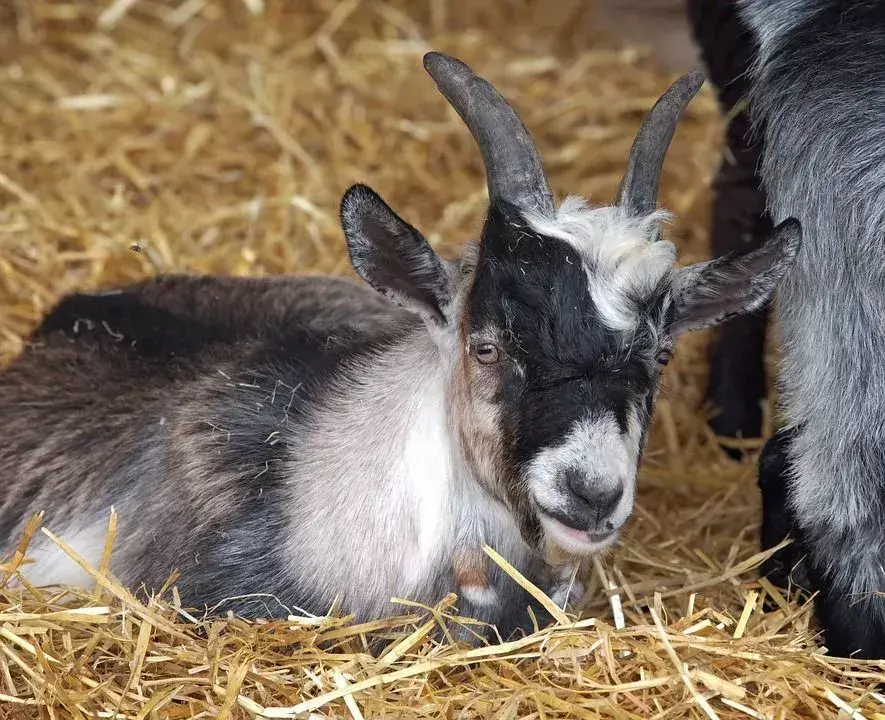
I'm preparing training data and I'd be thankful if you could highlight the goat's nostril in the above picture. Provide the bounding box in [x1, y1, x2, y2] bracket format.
[594, 486, 624, 519]
[563, 469, 590, 502]
[563, 469, 624, 519]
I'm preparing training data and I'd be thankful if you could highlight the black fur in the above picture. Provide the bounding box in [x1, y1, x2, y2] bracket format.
[758, 427, 809, 593]
[684, 0, 772, 456]
[807, 534, 885, 660]
[470, 204, 666, 522]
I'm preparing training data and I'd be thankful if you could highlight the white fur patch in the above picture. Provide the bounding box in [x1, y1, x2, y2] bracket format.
[396, 377, 454, 586]
[524, 196, 676, 331]
[17, 523, 107, 589]
[460, 584, 499, 608]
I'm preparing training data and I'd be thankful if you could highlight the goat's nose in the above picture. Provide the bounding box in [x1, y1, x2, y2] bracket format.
[564, 469, 624, 523]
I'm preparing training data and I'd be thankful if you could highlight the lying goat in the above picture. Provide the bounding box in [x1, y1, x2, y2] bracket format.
[736, 0, 885, 658]
[0, 52, 800, 640]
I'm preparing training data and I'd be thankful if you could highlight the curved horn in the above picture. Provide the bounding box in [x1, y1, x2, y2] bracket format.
[423, 52, 554, 215]
[616, 71, 705, 217]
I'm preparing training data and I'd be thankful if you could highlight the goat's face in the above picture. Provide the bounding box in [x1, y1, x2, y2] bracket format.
[458, 201, 674, 553]
[341, 52, 803, 555]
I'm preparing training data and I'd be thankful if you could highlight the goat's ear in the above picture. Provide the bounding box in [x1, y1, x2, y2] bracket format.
[669, 218, 802, 335]
[341, 184, 454, 325]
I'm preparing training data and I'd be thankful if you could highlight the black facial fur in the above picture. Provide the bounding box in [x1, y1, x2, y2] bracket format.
[469, 203, 669, 470]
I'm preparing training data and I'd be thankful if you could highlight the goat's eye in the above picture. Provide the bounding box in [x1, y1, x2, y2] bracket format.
[656, 349, 673, 367]
[474, 343, 501, 365]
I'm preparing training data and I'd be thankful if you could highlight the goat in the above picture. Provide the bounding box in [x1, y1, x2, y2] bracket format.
[0, 52, 801, 642]
[734, 0, 885, 658]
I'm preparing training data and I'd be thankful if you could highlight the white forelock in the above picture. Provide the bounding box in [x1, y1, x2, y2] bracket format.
[524, 196, 676, 331]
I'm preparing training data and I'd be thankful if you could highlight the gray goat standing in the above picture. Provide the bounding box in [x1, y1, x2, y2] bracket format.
[735, 0, 885, 658]
[0, 52, 800, 642]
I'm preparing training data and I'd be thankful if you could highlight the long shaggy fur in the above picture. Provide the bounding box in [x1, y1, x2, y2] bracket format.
[739, 0, 885, 658]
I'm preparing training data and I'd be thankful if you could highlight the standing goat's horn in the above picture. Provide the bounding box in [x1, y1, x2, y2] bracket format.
[616, 71, 706, 218]
[423, 52, 555, 215]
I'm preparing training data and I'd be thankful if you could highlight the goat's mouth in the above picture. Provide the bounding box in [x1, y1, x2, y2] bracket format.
[536, 510, 618, 555]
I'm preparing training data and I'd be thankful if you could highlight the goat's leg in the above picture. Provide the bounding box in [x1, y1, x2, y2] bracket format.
[763, 427, 885, 658]
[451, 547, 549, 644]
[452, 548, 584, 643]
[684, 0, 771, 456]
[801, 527, 885, 659]
[757, 427, 809, 593]
[546, 561, 585, 612]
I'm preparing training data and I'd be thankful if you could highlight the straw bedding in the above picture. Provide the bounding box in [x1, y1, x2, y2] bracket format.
[1, 1, 884, 718]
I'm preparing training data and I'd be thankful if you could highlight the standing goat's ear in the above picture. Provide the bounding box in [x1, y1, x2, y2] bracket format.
[341, 184, 455, 325]
[669, 218, 802, 335]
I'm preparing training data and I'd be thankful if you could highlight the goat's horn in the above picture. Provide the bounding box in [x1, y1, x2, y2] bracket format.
[423, 52, 554, 215]
[616, 71, 705, 217]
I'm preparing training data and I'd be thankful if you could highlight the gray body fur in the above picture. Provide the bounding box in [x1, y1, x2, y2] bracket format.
[739, 0, 885, 656]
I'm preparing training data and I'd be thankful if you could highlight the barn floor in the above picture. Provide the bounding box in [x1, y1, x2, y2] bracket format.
[1, 1, 884, 718]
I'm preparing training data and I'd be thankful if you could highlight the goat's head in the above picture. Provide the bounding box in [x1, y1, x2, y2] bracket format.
[340, 52, 801, 555]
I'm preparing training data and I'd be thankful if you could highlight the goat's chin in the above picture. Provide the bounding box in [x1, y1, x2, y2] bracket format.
[538, 513, 618, 556]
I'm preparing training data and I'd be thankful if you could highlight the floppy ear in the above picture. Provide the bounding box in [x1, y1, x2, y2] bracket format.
[669, 218, 802, 335]
[340, 184, 455, 325]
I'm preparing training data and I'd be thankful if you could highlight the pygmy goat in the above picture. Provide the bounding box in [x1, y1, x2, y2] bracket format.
[0, 52, 801, 641]
[736, 0, 885, 659]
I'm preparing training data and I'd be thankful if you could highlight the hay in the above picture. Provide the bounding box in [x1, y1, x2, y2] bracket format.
[1, 1, 883, 718]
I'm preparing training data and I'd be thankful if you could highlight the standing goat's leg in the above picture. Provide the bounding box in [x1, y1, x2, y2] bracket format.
[757, 427, 809, 594]
[802, 536, 885, 659]
[761, 428, 885, 658]
[796, 505, 885, 659]
[684, 0, 771, 457]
